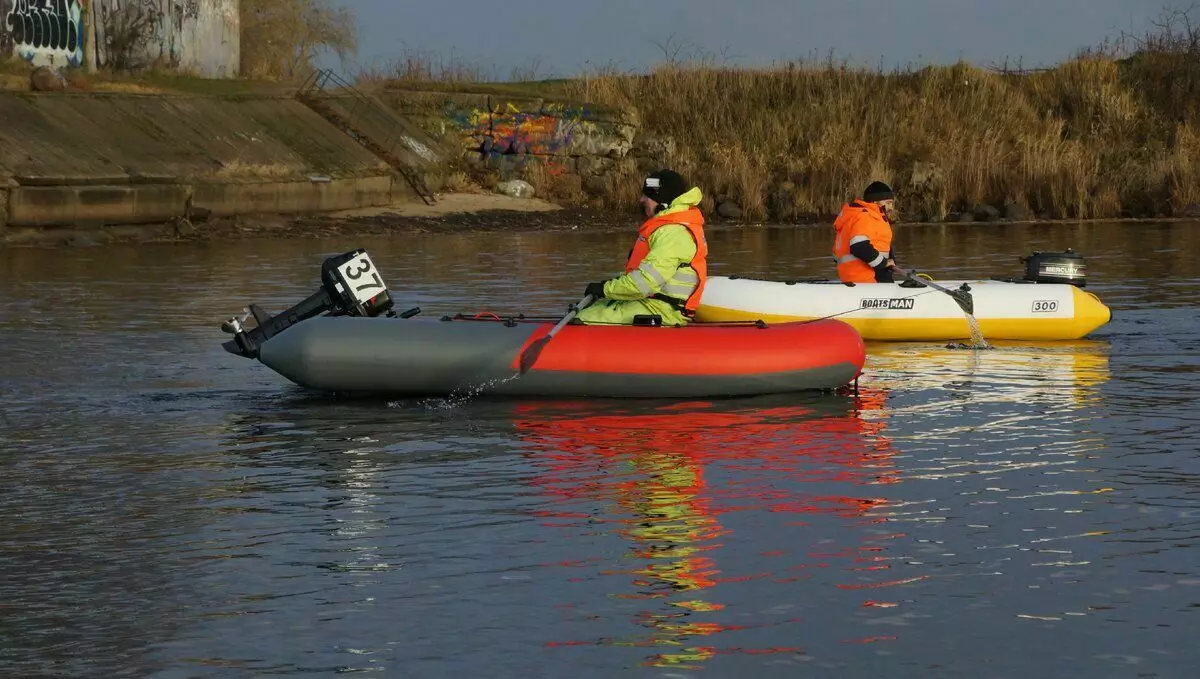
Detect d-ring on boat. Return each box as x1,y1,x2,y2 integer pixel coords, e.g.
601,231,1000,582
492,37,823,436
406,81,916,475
218,249,866,398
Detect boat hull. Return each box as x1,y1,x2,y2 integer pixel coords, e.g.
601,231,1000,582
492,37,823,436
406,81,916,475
256,315,866,398
695,276,1112,341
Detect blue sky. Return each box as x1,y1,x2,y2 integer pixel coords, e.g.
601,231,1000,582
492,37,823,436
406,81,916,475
331,0,1165,79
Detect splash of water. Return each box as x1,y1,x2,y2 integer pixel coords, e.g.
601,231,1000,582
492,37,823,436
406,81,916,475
417,373,522,411
965,313,993,350
944,312,994,351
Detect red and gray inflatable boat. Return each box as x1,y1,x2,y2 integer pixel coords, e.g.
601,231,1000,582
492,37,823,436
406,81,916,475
218,250,865,398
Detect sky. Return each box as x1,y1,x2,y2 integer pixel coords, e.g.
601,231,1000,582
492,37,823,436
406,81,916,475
330,0,1166,79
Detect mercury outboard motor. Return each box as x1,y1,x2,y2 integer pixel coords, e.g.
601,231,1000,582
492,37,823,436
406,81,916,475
221,249,404,359
1021,248,1087,287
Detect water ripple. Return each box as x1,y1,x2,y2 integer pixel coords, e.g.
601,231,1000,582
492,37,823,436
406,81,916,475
2,224,1198,676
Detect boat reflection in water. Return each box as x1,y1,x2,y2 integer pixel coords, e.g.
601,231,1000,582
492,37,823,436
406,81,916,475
863,339,1111,410
514,389,905,668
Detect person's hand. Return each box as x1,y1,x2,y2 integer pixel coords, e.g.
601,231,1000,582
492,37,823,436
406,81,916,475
584,281,608,299
887,260,907,277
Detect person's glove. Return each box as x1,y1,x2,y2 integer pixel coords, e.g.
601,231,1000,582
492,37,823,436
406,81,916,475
584,281,608,299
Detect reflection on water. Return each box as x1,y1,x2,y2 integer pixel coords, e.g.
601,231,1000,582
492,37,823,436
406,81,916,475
517,395,902,668
1,221,1198,676
869,340,1111,406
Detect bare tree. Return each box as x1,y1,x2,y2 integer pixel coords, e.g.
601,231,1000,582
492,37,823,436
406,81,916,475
1113,4,1200,121
1115,3,1200,55
241,0,358,81
650,33,695,67
98,2,164,72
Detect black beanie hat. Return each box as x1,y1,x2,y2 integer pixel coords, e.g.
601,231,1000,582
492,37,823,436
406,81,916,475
863,181,895,202
643,169,688,206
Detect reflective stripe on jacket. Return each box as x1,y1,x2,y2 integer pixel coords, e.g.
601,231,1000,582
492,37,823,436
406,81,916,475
604,187,708,313
832,200,893,283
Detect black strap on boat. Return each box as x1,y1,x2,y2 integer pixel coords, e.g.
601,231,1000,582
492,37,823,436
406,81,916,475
651,293,695,318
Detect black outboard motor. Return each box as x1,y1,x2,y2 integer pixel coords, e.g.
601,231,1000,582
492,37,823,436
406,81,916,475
221,249,397,359
1021,248,1087,287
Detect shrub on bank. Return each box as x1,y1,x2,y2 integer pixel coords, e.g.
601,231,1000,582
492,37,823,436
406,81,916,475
555,54,1200,222
367,10,1200,222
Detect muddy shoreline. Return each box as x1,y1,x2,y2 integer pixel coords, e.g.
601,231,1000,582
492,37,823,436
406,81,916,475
0,199,1189,249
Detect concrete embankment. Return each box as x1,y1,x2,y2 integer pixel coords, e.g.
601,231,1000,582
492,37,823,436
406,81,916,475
0,80,649,246
0,91,445,239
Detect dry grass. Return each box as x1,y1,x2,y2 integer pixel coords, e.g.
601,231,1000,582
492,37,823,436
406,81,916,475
520,161,583,202
0,74,28,92
356,49,560,88
87,81,166,94
0,56,32,91
550,55,1200,221
440,170,483,193
6,8,1199,220
366,9,1200,221
214,159,307,180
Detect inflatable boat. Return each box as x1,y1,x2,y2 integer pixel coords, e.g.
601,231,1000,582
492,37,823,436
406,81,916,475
696,250,1112,341
218,249,866,398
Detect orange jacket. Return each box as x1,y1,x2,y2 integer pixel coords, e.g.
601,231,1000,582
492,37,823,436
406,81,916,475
625,206,708,313
832,201,894,283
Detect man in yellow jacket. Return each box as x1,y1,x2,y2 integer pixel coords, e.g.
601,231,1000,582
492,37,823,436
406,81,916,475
832,181,907,283
576,169,708,326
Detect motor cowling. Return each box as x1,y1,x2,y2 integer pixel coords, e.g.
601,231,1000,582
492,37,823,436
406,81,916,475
319,250,395,317
1022,249,1087,287
220,248,397,358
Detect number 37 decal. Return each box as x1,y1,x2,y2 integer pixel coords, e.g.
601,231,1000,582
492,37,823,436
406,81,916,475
1032,300,1059,313
342,257,384,293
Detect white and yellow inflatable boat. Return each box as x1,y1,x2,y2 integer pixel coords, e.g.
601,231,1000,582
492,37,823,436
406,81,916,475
696,251,1112,342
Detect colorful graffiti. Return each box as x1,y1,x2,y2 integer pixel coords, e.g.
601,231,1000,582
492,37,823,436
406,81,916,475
477,103,588,156
447,99,605,157
3,0,86,67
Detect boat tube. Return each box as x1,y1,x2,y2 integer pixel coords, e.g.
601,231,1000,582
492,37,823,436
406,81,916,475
219,249,866,398
696,250,1112,341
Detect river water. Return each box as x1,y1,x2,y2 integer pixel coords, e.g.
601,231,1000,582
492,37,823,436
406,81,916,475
1,221,1197,678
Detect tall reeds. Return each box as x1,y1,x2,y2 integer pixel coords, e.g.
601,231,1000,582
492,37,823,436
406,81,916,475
367,9,1200,221
556,55,1200,221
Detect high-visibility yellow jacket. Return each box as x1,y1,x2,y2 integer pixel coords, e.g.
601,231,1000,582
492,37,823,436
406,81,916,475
604,187,707,311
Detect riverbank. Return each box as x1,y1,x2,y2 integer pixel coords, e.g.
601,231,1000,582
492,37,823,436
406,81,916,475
3,190,1190,249
0,84,457,238
491,55,1200,223
0,193,602,247
364,15,1200,223
6,20,1200,239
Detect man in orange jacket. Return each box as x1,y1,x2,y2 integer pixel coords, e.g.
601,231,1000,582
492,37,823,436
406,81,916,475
832,181,907,283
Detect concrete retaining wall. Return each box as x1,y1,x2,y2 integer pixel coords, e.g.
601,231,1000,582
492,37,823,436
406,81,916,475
5,176,394,227
0,92,406,230
0,92,390,184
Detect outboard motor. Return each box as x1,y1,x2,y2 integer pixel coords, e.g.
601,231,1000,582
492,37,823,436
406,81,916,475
220,249,399,359
1021,248,1087,287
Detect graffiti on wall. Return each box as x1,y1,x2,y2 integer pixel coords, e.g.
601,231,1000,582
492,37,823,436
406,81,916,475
3,0,86,68
452,101,597,157
87,0,239,78
0,0,11,56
